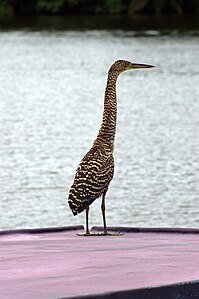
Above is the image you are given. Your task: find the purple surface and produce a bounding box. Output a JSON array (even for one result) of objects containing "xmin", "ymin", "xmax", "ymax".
[{"xmin": 1, "ymin": 226, "xmax": 199, "ymax": 299}]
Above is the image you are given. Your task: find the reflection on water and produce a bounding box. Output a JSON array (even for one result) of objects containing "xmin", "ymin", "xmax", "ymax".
[
  {"xmin": 0, "ymin": 15, "xmax": 199, "ymax": 34},
  {"xmin": 0, "ymin": 19, "xmax": 199, "ymax": 230}
]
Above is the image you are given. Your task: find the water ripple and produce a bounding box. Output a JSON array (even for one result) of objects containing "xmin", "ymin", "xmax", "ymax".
[{"xmin": 0, "ymin": 30, "xmax": 199, "ymax": 230}]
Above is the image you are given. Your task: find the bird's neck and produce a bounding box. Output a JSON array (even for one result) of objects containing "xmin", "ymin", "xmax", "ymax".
[{"xmin": 94, "ymin": 71, "xmax": 117, "ymax": 152}]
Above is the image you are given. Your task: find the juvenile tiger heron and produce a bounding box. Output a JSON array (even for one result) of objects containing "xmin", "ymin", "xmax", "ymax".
[{"xmin": 68, "ymin": 60, "xmax": 154, "ymax": 235}]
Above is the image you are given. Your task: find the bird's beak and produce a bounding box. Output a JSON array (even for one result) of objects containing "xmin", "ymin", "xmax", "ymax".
[{"xmin": 129, "ymin": 63, "xmax": 155, "ymax": 69}]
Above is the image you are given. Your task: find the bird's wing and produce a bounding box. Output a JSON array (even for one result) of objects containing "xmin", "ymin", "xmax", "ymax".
[{"xmin": 68, "ymin": 148, "xmax": 114, "ymax": 215}]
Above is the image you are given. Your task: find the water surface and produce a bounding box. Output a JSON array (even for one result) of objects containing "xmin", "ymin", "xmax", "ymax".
[{"xmin": 0, "ymin": 17, "xmax": 199, "ymax": 230}]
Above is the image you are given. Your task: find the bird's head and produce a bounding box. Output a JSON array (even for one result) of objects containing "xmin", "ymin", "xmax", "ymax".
[{"xmin": 109, "ymin": 60, "xmax": 155, "ymax": 77}]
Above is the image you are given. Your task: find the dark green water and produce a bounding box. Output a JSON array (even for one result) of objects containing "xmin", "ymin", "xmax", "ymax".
[{"xmin": 0, "ymin": 15, "xmax": 199, "ymax": 33}]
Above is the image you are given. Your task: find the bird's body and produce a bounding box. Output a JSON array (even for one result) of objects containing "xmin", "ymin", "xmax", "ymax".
[
  {"xmin": 68, "ymin": 60, "xmax": 154, "ymax": 235},
  {"xmin": 68, "ymin": 145, "xmax": 114, "ymax": 215}
]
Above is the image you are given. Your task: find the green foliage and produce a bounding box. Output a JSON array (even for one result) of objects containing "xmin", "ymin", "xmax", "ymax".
[
  {"xmin": 66, "ymin": 0, "xmax": 79, "ymax": 6},
  {"xmin": 170, "ymin": 0, "xmax": 183, "ymax": 15},
  {"xmin": 36, "ymin": 0, "xmax": 91, "ymax": 13},
  {"xmin": 36, "ymin": 0, "xmax": 66, "ymax": 13},
  {"xmin": 191, "ymin": 0, "xmax": 199, "ymax": 14},
  {"xmin": 0, "ymin": 0, "xmax": 13, "ymax": 16},
  {"xmin": 128, "ymin": 0, "xmax": 150, "ymax": 14},
  {"xmin": 1, "ymin": 0, "xmax": 199, "ymax": 15},
  {"xmin": 153, "ymin": 0, "xmax": 167, "ymax": 14},
  {"xmin": 95, "ymin": 0, "xmax": 125, "ymax": 14},
  {"xmin": 128, "ymin": 0, "xmax": 185, "ymax": 15}
]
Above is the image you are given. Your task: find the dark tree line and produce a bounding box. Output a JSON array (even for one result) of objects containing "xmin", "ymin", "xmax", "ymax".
[{"xmin": 0, "ymin": 0, "xmax": 199, "ymax": 15}]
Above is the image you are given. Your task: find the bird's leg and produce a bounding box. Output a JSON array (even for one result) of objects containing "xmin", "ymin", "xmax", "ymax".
[
  {"xmin": 77, "ymin": 207, "xmax": 91, "ymax": 236},
  {"xmin": 78, "ymin": 197, "xmax": 123, "ymax": 237},
  {"xmin": 85, "ymin": 207, "xmax": 90, "ymax": 235},
  {"xmin": 100, "ymin": 193, "xmax": 123, "ymax": 236},
  {"xmin": 101, "ymin": 193, "xmax": 108, "ymax": 235}
]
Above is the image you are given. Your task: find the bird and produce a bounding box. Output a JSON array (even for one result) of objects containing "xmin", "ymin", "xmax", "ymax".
[{"xmin": 68, "ymin": 59, "xmax": 155, "ymax": 236}]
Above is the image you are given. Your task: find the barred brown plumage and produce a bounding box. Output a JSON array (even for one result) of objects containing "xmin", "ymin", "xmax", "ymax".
[{"xmin": 68, "ymin": 59, "xmax": 155, "ymax": 236}]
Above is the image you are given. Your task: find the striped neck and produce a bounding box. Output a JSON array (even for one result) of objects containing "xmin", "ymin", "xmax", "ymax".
[{"xmin": 94, "ymin": 71, "xmax": 118, "ymax": 152}]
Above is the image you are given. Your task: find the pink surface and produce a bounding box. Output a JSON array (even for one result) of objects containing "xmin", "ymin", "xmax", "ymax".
[{"xmin": 1, "ymin": 228, "xmax": 199, "ymax": 298}]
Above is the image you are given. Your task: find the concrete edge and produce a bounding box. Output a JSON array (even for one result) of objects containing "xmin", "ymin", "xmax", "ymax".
[
  {"xmin": 91, "ymin": 226, "xmax": 199, "ymax": 234},
  {"xmin": 59, "ymin": 280, "xmax": 199, "ymax": 299},
  {"xmin": 0, "ymin": 225, "xmax": 84, "ymax": 236},
  {"xmin": 1, "ymin": 225, "xmax": 199, "ymax": 236}
]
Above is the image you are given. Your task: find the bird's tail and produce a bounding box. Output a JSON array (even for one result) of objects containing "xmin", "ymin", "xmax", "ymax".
[
  {"xmin": 68, "ymin": 199, "xmax": 90, "ymax": 216},
  {"xmin": 68, "ymin": 186, "xmax": 96, "ymax": 216}
]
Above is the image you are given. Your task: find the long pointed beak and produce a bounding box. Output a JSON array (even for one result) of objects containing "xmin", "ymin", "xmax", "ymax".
[{"xmin": 131, "ymin": 63, "xmax": 155, "ymax": 69}]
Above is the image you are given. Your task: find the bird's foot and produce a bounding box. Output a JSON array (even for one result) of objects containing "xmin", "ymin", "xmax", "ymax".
[
  {"xmin": 77, "ymin": 231, "xmax": 123, "ymax": 236},
  {"xmin": 77, "ymin": 232, "xmax": 103, "ymax": 236}
]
